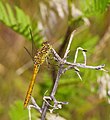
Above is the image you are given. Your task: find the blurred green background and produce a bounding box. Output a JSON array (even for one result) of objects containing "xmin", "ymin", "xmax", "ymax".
[{"xmin": 0, "ymin": 0, "xmax": 110, "ymax": 120}]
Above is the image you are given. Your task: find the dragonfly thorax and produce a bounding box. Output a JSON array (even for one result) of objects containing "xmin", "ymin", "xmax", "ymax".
[{"xmin": 33, "ymin": 42, "xmax": 52, "ymax": 65}]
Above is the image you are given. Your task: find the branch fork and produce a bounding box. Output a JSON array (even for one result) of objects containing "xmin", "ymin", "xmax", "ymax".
[{"xmin": 27, "ymin": 30, "xmax": 107, "ymax": 120}]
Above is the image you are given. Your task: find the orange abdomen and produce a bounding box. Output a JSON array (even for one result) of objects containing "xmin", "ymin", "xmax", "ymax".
[{"xmin": 24, "ymin": 65, "xmax": 39, "ymax": 108}]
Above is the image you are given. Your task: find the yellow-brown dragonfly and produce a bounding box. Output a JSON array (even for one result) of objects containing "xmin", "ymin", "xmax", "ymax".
[{"xmin": 24, "ymin": 30, "xmax": 52, "ymax": 108}]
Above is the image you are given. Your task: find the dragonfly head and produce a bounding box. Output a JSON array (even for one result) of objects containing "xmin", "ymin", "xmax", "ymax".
[
  {"xmin": 42, "ymin": 41, "xmax": 52, "ymax": 49},
  {"xmin": 42, "ymin": 41, "xmax": 49, "ymax": 46}
]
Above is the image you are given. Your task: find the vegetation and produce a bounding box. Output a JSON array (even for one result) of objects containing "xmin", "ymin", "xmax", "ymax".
[{"xmin": 0, "ymin": 0, "xmax": 110, "ymax": 120}]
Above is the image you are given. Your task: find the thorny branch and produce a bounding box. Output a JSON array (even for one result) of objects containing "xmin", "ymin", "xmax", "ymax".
[{"xmin": 28, "ymin": 30, "xmax": 107, "ymax": 120}]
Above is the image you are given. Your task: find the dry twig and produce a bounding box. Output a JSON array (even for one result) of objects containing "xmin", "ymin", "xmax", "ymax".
[{"xmin": 27, "ymin": 30, "xmax": 106, "ymax": 120}]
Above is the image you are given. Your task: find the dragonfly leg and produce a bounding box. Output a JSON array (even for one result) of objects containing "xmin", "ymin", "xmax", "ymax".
[
  {"xmin": 46, "ymin": 56, "xmax": 59, "ymax": 70},
  {"xmin": 46, "ymin": 57, "xmax": 52, "ymax": 69}
]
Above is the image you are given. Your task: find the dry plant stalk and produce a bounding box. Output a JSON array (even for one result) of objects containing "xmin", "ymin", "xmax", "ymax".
[{"xmin": 27, "ymin": 30, "xmax": 107, "ymax": 120}]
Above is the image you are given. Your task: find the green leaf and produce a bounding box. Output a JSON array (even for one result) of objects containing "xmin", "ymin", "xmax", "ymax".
[
  {"xmin": 8, "ymin": 100, "xmax": 40, "ymax": 120},
  {"xmin": 80, "ymin": 0, "xmax": 110, "ymax": 16},
  {"xmin": 0, "ymin": 1, "xmax": 42, "ymax": 44},
  {"xmin": 8, "ymin": 101, "xmax": 28, "ymax": 120},
  {"xmin": 6, "ymin": 3, "xmax": 16, "ymax": 25},
  {"xmin": 0, "ymin": 1, "xmax": 9, "ymax": 25}
]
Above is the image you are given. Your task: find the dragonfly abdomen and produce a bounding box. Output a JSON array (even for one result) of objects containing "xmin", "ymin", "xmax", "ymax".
[{"xmin": 24, "ymin": 65, "xmax": 39, "ymax": 108}]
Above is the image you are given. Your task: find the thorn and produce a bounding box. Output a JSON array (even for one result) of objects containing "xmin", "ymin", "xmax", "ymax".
[
  {"xmin": 83, "ymin": 49, "xmax": 87, "ymax": 52},
  {"xmin": 101, "ymin": 64, "xmax": 105, "ymax": 67},
  {"xmin": 44, "ymin": 90, "xmax": 48, "ymax": 96},
  {"xmin": 75, "ymin": 68, "xmax": 80, "ymax": 72},
  {"xmin": 74, "ymin": 67, "xmax": 80, "ymax": 72},
  {"xmin": 75, "ymin": 71, "xmax": 82, "ymax": 81},
  {"xmin": 96, "ymin": 64, "xmax": 105, "ymax": 70},
  {"xmin": 49, "ymin": 109, "xmax": 53, "ymax": 113},
  {"xmin": 57, "ymin": 104, "xmax": 62, "ymax": 109},
  {"xmin": 59, "ymin": 101, "xmax": 69, "ymax": 105},
  {"xmin": 101, "ymin": 68, "xmax": 108, "ymax": 72}
]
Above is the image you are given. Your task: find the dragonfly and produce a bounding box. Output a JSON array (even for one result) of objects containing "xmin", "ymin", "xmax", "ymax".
[{"xmin": 24, "ymin": 30, "xmax": 52, "ymax": 108}]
